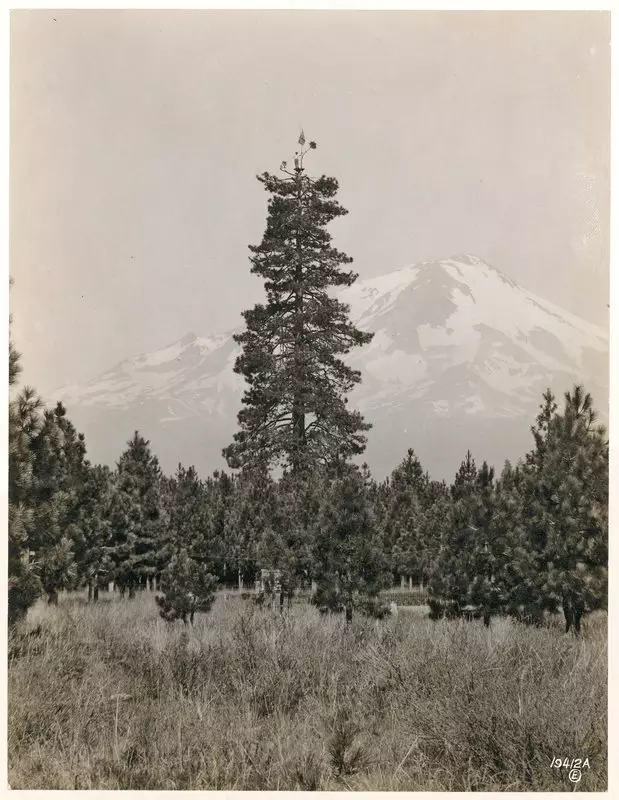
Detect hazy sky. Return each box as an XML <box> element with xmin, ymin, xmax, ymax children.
<box><xmin>10</xmin><ymin>10</ymin><xmax>610</xmax><ymax>395</ymax></box>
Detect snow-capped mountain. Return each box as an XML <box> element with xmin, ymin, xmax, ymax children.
<box><xmin>52</xmin><ymin>255</ymin><xmax>608</xmax><ymax>479</ymax></box>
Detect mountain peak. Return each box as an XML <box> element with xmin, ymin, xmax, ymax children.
<box><xmin>52</xmin><ymin>255</ymin><xmax>608</xmax><ymax>480</ymax></box>
<box><xmin>444</xmin><ymin>253</ymin><xmax>484</xmax><ymax>266</ymax></box>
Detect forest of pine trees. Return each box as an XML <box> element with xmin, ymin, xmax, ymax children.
<box><xmin>8</xmin><ymin>141</ymin><xmax>608</xmax><ymax>632</ymax></box>
<box><xmin>8</xmin><ymin>315</ymin><xmax>608</xmax><ymax>632</ymax></box>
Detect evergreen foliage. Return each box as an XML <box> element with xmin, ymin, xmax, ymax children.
<box><xmin>165</xmin><ymin>465</ymin><xmax>210</xmax><ymax>553</ymax></box>
<box><xmin>6</xmin><ymin>287</ymin><xmax>607</xmax><ymax>639</ymax></box>
<box><xmin>488</xmin><ymin>461</ymin><xmax>538</xmax><ymax>622</ymax></box>
<box><xmin>224</xmin><ymin>139</ymin><xmax>373</xmax><ymax>474</ymax></box>
<box><xmin>204</xmin><ymin>470</ymin><xmax>235</xmax><ymax>584</ymax></box>
<box><xmin>426</xmin><ymin>386</ymin><xmax>607</xmax><ymax>632</ymax></box>
<box><xmin>428</xmin><ymin>451</ymin><xmax>495</xmax><ymax>621</ymax></box>
<box><xmin>382</xmin><ymin>449</ymin><xmax>429</xmax><ymax>585</ymax></box>
<box><xmin>39</xmin><ymin>536</ymin><xmax>78</xmax><ymax>604</ymax></box>
<box><xmin>519</xmin><ymin>386</ymin><xmax>608</xmax><ymax>631</ymax></box>
<box><xmin>109</xmin><ymin>432</ymin><xmax>164</xmax><ymax>597</ymax></box>
<box><xmin>70</xmin><ymin>464</ymin><xmax>114</xmax><ymax>601</ymax></box>
<box><xmin>9</xmin><ymin>288</ymin><xmax>21</xmax><ymax>388</ymax></box>
<box><xmin>29</xmin><ymin>403</ymin><xmax>88</xmax><ymax>602</ymax></box>
<box><xmin>9</xmin><ymin>384</ymin><xmax>44</xmax><ymax>623</ymax></box>
<box><xmin>156</xmin><ymin>548</ymin><xmax>218</xmax><ymax>624</ymax></box>
<box><xmin>8</xmin><ymin>317</ymin><xmax>88</xmax><ymax>617</ymax></box>
<box><xmin>274</xmin><ymin>469</ymin><xmax>324</xmax><ymax>587</ymax></box>
<box><xmin>222</xmin><ymin>467</ymin><xmax>277</xmax><ymax>588</ymax></box>
<box><xmin>312</xmin><ymin>466</ymin><xmax>389</xmax><ymax>622</ymax></box>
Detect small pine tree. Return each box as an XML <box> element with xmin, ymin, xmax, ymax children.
<box><xmin>9</xmin><ymin>384</ymin><xmax>44</xmax><ymax>624</ymax></box>
<box><xmin>222</xmin><ymin>468</ymin><xmax>277</xmax><ymax>589</ymax></box>
<box><xmin>313</xmin><ymin>466</ymin><xmax>389</xmax><ymax>622</ymax></box>
<box><xmin>109</xmin><ymin>432</ymin><xmax>164</xmax><ymax>597</ymax></box>
<box><xmin>39</xmin><ymin>535</ymin><xmax>78</xmax><ymax>604</ymax></box>
<box><xmin>520</xmin><ymin>386</ymin><xmax>608</xmax><ymax>632</ymax></box>
<box><xmin>161</xmin><ymin>464</ymin><xmax>213</xmax><ymax>588</ymax></box>
<box><xmin>156</xmin><ymin>549</ymin><xmax>218</xmax><ymax>625</ymax></box>
<box><xmin>204</xmin><ymin>470</ymin><xmax>235</xmax><ymax>584</ymax></box>
<box><xmin>264</xmin><ymin>469</ymin><xmax>324</xmax><ymax>595</ymax></box>
<box><xmin>465</xmin><ymin>460</ymin><xmax>497</xmax><ymax>625</ymax></box>
<box><xmin>8</xmin><ymin>303</ymin><xmax>91</xmax><ymax>618</ymax></box>
<box><xmin>428</xmin><ymin>451</ymin><xmax>493</xmax><ymax>620</ymax></box>
<box><xmin>70</xmin><ymin>464</ymin><xmax>114</xmax><ymax>601</ymax></box>
<box><xmin>418</xmin><ymin>479</ymin><xmax>451</xmax><ymax>588</ymax></box>
<box><xmin>488</xmin><ymin>460</ymin><xmax>541</xmax><ymax>623</ymax></box>
<box><xmin>28</xmin><ymin>403</ymin><xmax>87</xmax><ymax>603</ymax></box>
<box><xmin>383</xmin><ymin>449</ymin><xmax>428</xmax><ymax>586</ymax></box>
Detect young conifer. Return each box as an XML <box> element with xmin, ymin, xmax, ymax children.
<box><xmin>109</xmin><ymin>432</ymin><xmax>164</xmax><ymax>597</ymax></box>
<box><xmin>312</xmin><ymin>465</ymin><xmax>389</xmax><ymax>622</ymax></box>
<box><xmin>521</xmin><ymin>385</ymin><xmax>608</xmax><ymax>632</ymax></box>
<box><xmin>156</xmin><ymin>548</ymin><xmax>218</xmax><ymax>625</ymax></box>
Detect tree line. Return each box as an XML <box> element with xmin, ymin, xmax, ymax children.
<box><xmin>9</xmin><ymin>362</ymin><xmax>608</xmax><ymax>633</ymax></box>
<box><xmin>8</xmin><ymin>136</ymin><xmax>608</xmax><ymax>632</ymax></box>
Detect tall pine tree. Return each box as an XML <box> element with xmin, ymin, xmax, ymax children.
<box><xmin>224</xmin><ymin>137</ymin><xmax>373</xmax><ymax>474</ymax></box>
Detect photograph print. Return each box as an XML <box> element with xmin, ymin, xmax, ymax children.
<box><xmin>7</xmin><ymin>9</ymin><xmax>610</xmax><ymax>792</ymax></box>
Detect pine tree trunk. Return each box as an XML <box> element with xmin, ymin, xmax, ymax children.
<box><xmin>563</xmin><ymin>592</ymin><xmax>574</xmax><ymax>633</ymax></box>
<box><xmin>408</xmin><ymin>576</ymin><xmax>413</xmax><ymax>591</ymax></box>
<box><xmin>573</xmin><ymin>611</ymin><xmax>582</xmax><ymax>634</ymax></box>
<box><xmin>48</xmin><ymin>590</ymin><xmax>59</xmax><ymax>606</ymax></box>
<box><xmin>238</xmin><ymin>570</ymin><xmax>243</xmax><ymax>591</ymax></box>
<box><xmin>88</xmin><ymin>583</ymin><xmax>93</xmax><ymax>602</ymax></box>
<box><xmin>291</xmin><ymin>174</ymin><xmax>306</xmax><ymax>474</ymax></box>
<box><xmin>93</xmin><ymin>584</ymin><xmax>99</xmax><ymax>603</ymax></box>
<box><xmin>400</xmin><ymin>575</ymin><xmax>406</xmax><ymax>590</ymax></box>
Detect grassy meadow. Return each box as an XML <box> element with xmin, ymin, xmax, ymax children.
<box><xmin>8</xmin><ymin>590</ymin><xmax>607</xmax><ymax>791</ymax></box>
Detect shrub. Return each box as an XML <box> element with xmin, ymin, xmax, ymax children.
<box><xmin>155</xmin><ymin>549</ymin><xmax>218</xmax><ymax>625</ymax></box>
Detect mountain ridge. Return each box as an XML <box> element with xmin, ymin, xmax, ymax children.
<box><xmin>51</xmin><ymin>254</ymin><xmax>608</xmax><ymax>479</ymax></box>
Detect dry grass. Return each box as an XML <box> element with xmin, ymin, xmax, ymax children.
<box><xmin>8</xmin><ymin>590</ymin><xmax>607</xmax><ymax>790</ymax></box>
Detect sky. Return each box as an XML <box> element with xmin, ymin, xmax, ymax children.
<box><xmin>9</xmin><ymin>10</ymin><xmax>610</xmax><ymax>395</ymax></box>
